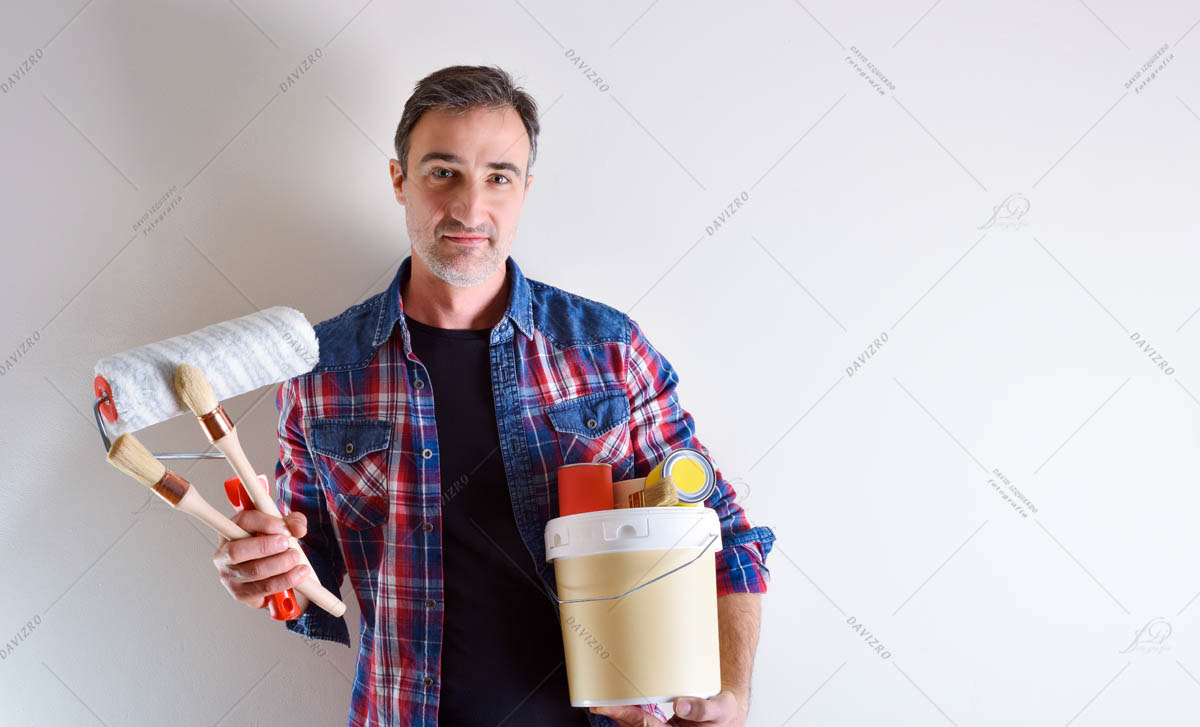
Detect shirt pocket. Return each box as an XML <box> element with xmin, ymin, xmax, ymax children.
<box><xmin>308</xmin><ymin>418</ymin><xmax>393</xmax><ymax>531</ymax></box>
<box><xmin>544</xmin><ymin>389</ymin><xmax>632</xmax><ymax>467</ymax></box>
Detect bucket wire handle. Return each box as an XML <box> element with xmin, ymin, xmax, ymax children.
<box><xmin>92</xmin><ymin>379</ymin><xmax>226</xmax><ymax>460</ymax></box>
<box><xmin>541</xmin><ymin>532</ymin><xmax>719</xmax><ymax>605</ymax></box>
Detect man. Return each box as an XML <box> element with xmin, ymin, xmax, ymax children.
<box><xmin>212</xmin><ymin>65</ymin><xmax>775</xmax><ymax>727</ymax></box>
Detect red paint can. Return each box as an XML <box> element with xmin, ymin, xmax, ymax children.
<box><xmin>556</xmin><ymin>462</ymin><xmax>614</xmax><ymax>517</ymax></box>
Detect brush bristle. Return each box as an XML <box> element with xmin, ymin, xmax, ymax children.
<box><xmin>106</xmin><ymin>433</ymin><xmax>166</xmax><ymax>487</ymax></box>
<box><xmin>174</xmin><ymin>363</ymin><xmax>218</xmax><ymax>415</ymax></box>
<box><xmin>629</xmin><ymin>476</ymin><xmax>679</xmax><ymax>507</ymax></box>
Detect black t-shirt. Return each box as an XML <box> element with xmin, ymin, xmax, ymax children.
<box><xmin>404</xmin><ymin>313</ymin><xmax>588</xmax><ymax>727</ymax></box>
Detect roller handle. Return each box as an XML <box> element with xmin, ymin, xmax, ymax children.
<box><xmin>224</xmin><ymin>475</ymin><xmax>302</xmax><ymax>622</ymax></box>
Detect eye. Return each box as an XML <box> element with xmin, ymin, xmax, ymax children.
<box><xmin>432</xmin><ymin>167</ymin><xmax>454</xmax><ymax>178</ymax></box>
<box><xmin>491</xmin><ymin>174</ymin><xmax>509</xmax><ymax>184</ymax></box>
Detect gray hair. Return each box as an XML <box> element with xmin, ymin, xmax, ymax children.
<box><xmin>393</xmin><ymin>64</ymin><xmax>540</xmax><ymax>179</ymax></box>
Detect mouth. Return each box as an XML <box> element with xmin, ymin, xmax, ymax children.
<box><xmin>442</xmin><ymin>233</ymin><xmax>488</xmax><ymax>245</ymax></box>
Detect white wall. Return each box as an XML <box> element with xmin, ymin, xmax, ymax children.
<box><xmin>2</xmin><ymin>0</ymin><xmax>1199</xmax><ymax>724</ymax></box>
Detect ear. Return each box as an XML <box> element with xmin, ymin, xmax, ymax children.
<box><xmin>524</xmin><ymin>172</ymin><xmax>534</xmax><ymax>197</ymax></box>
<box><xmin>390</xmin><ymin>159</ymin><xmax>406</xmax><ymax>205</ymax></box>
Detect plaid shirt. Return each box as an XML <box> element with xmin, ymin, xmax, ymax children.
<box><xmin>273</xmin><ymin>254</ymin><xmax>775</xmax><ymax>727</ymax></box>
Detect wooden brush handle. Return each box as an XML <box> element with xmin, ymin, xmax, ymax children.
<box><xmin>225</xmin><ymin>476</ymin><xmax>301</xmax><ymax>621</ymax></box>
<box><xmin>176</xmin><ymin>487</ymin><xmax>251</xmax><ymax>539</ymax></box>
<box><xmin>174</xmin><ymin>485</ymin><xmax>347</xmax><ymax>618</ymax></box>
<box><xmin>213</xmin><ymin>428</ymin><xmax>281</xmax><ymax>517</ymax></box>
<box><xmin>612</xmin><ymin>477</ymin><xmax>647</xmax><ymax>509</ymax></box>
<box><xmin>210</xmin><ymin>429</ymin><xmax>347</xmax><ymax>618</ymax></box>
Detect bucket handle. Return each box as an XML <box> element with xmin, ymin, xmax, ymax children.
<box><xmin>541</xmin><ymin>532</ymin><xmax>719</xmax><ymax>605</ymax></box>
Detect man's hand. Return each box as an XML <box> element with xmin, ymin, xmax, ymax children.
<box><xmin>589</xmin><ymin>689</ymin><xmax>747</xmax><ymax>726</ymax></box>
<box><xmin>212</xmin><ymin>510</ymin><xmax>310</xmax><ymax>610</ymax></box>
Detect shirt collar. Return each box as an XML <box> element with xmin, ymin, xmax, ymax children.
<box><xmin>371</xmin><ymin>254</ymin><xmax>534</xmax><ymax>348</ymax></box>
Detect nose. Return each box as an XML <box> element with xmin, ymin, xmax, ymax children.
<box><xmin>445</xmin><ymin>181</ymin><xmax>488</xmax><ymax>233</ymax></box>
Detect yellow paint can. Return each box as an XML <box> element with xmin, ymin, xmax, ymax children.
<box><xmin>645</xmin><ymin>448</ymin><xmax>715</xmax><ymax>506</ymax></box>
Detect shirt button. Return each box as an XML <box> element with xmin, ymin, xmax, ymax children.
<box><xmin>414</xmin><ymin>378</ymin><xmax>425</xmax><ymax>390</ymax></box>
<box><xmin>344</xmin><ymin>442</ymin><xmax>355</xmax><ymax>455</ymax></box>
<box><xmin>424</xmin><ymin>598</ymin><xmax>436</xmax><ymax>608</ymax></box>
<box><xmin>422</xmin><ymin>447</ymin><xmax>433</xmax><ymax>459</ymax></box>
<box><xmin>586</xmin><ymin>417</ymin><xmax>598</xmax><ymax>429</ymax></box>
<box><xmin>424</xmin><ymin>676</ymin><xmax>435</xmax><ymax>687</ymax></box>
<box><xmin>421</xmin><ymin>521</ymin><xmax>434</xmax><ymax>532</ymax></box>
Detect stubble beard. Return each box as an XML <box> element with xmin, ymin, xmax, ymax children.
<box><xmin>413</xmin><ymin>231</ymin><xmax>507</xmax><ymax>288</ymax></box>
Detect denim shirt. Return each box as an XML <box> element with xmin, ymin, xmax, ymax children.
<box><xmin>273</xmin><ymin>254</ymin><xmax>776</xmax><ymax>727</ymax></box>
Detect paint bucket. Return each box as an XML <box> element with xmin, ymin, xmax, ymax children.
<box><xmin>543</xmin><ymin>506</ymin><xmax>722</xmax><ymax>706</ymax></box>
<box><xmin>557</xmin><ymin>462</ymin><xmax>614</xmax><ymax>517</ymax></box>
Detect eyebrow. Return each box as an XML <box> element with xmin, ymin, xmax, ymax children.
<box><xmin>418</xmin><ymin>152</ymin><xmax>523</xmax><ymax>178</ymax></box>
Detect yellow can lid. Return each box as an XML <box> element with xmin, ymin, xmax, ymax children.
<box><xmin>661</xmin><ymin>448</ymin><xmax>715</xmax><ymax>503</ymax></box>
<box><xmin>671</xmin><ymin>458</ymin><xmax>708</xmax><ymax>495</ymax></box>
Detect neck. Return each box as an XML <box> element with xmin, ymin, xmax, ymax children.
<box><xmin>401</xmin><ymin>255</ymin><xmax>510</xmax><ymax>330</ymax></box>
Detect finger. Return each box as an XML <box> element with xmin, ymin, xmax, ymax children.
<box><xmin>590</xmin><ymin>705</ymin><xmax>667</xmax><ymax>726</ymax></box>
<box><xmin>233</xmin><ymin>509</ymin><xmax>289</xmax><ymax>536</ymax></box>
<box><xmin>222</xmin><ymin>582</ymin><xmax>266</xmax><ymax>610</ymax></box>
<box><xmin>285</xmin><ymin>511</ymin><xmax>307</xmax><ymax>539</ymax></box>
<box><xmin>230</xmin><ymin>564</ymin><xmax>310</xmax><ymax>602</ymax></box>
<box><xmin>225</xmin><ymin>533</ymin><xmax>292</xmax><ymax>565</ymax></box>
<box><xmin>226</xmin><ymin>548</ymin><xmax>303</xmax><ymax>584</ymax></box>
<box><xmin>672</xmin><ymin>691</ymin><xmax>735</xmax><ymax>723</ymax></box>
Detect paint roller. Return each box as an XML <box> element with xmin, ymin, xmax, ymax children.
<box><xmin>94</xmin><ymin>306</ymin><xmax>346</xmax><ymax>618</ymax></box>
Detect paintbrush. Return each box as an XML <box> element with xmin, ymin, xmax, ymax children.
<box><xmin>106</xmin><ymin>431</ymin><xmax>345</xmax><ymax>617</ymax></box>
<box><xmin>627</xmin><ymin>475</ymin><xmax>679</xmax><ymax>508</ymax></box>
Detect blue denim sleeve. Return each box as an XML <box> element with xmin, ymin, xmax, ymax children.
<box><xmin>625</xmin><ymin>318</ymin><xmax>775</xmax><ymax>596</ymax></box>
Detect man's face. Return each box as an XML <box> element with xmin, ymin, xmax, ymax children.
<box><xmin>391</xmin><ymin>105</ymin><xmax>534</xmax><ymax>288</ymax></box>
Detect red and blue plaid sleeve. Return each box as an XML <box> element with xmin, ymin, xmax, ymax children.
<box><xmin>625</xmin><ymin>318</ymin><xmax>775</xmax><ymax>596</ymax></box>
<box><xmin>273</xmin><ymin>377</ymin><xmax>352</xmax><ymax>647</ymax></box>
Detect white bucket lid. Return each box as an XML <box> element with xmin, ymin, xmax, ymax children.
<box><xmin>545</xmin><ymin>507</ymin><xmax>721</xmax><ymax>562</ymax></box>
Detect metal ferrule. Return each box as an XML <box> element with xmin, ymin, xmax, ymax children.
<box><xmin>198</xmin><ymin>405</ymin><xmax>233</xmax><ymax>443</ymax></box>
<box><xmin>152</xmin><ymin>470</ymin><xmax>190</xmax><ymax>506</ymax></box>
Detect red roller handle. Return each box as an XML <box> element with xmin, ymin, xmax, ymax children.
<box><xmin>224</xmin><ymin>475</ymin><xmax>302</xmax><ymax>621</ymax></box>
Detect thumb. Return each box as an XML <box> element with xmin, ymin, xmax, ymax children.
<box><xmin>673</xmin><ymin>690</ymin><xmax>736</xmax><ymax>722</ymax></box>
<box><xmin>286</xmin><ymin>512</ymin><xmax>307</xmax><ymax>538</ymax></box>
<box><xmin>673</xmin><ymin>697</ymin><xmax>702</xmax><ymax>719</ymax></box>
